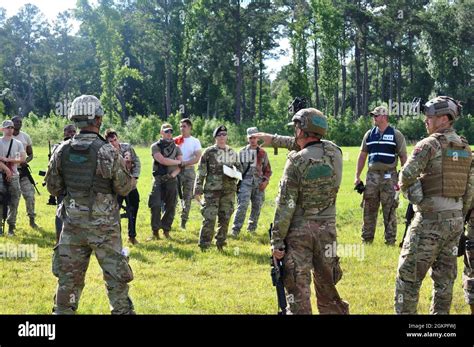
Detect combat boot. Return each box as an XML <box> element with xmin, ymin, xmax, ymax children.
<box><xmin>199</xmin><ymin>245</ymin><xmax>210</xmax><ymax>252</ymax></box>
<box><xmin>163</xmin><ymin>230</ymin><xmax>171</xmax><ymax>239</ymax></box>
<box><xmin>146</xmin><ymin>230</ymin><xmax>160</xmax><ymax>241</ymax></box>
<box><xmin>216</xmin><ymin>241</ymin><xmax>226</xmax><ymax>252</ymax></box>
<box><xmin>8</xmin><ymin>225</ymin><xmax>15</xmax><ymax>236</ymax></box>
<box><xmin>128</xmin><ymin>237</ymin><xmax>139</xmax><ymax>245</ymax></box>
<box><xmin>180</xmin><ymin>220</ymin><xmax>186</xmax><ymax>230</ymax></box>
<box><xmin>29</xmin><ymin>217</ymin><xmax>39</xmax><ymax>229</ymax></box>
<box><xmin>229</xmin><ymin>229</ymin><xmax>239</xmax><ymax>238</ymax></box>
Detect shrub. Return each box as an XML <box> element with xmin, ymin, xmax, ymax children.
<box><xmin>3</xmin><ymin>112</ymin><xmax>472</xmax><ymax>147</ymax></box>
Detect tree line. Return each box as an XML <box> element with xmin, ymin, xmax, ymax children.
<box><xmin>0</xmin><ymin>0</ymin><xmax>472</xmax><ymax>143</ymax></box>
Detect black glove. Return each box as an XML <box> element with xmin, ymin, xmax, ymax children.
<box><xmin>354</xmin><ymin>181</ymin><xmax>365</xmax><ymax>194</ymax></box>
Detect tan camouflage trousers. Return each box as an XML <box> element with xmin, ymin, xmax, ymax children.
<box><xmin>19</xmin><ymin>175</ymin><xmax>35</xmax><ymax>218</ymax></box>
<box><xmin>395</xmin><ymin>211</ymin><xmax>463</xmax><ymax>314</ymax></box>
<box><xmin>52</xmin><ymin>221</ymin><xmax>135</xmax><ymax>314</ymax></box>
<box><xmin>0</xmin><ymin>176</ymin><xmax>21</xmax><ymax>228</ymax></box>
<box><xmin>282</xmin><ymin>218</ymin><xmax>349</xmax><ymax>315</ymax></box>
<box><xmin>463</xmin><ymin>213</ymin><xmax>474</xmax><ymax>305</ymax></box>
<box><xmin>178</xmin><ymin>168</ymin><xmax>196</xmax><ymax>224</ymax></box>
<box><xmin>361</xmin><ymin>170</ymin><xmax>398</xmax><ymax>244</ymax></box>
<box><xmin>198</xmin><ymin>190</ymin><xmax>235</xmax><ymax>249</ymax></box>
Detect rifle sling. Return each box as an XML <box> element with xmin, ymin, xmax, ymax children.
<box><xmin>2</xmin><ymin>139</ymin><xmax>14</xmax><ymax>183</ymax></box>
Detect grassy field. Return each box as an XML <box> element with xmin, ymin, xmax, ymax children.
<box><xmin>0</xmin><ymin>144</ymin><xmax>470</xmax><ymax>314</ymax></box>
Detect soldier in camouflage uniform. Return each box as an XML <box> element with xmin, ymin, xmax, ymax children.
<box><xmin>194</xmin><ymin>125</ymin><xmax>242</xmax><ymax>251</ymax></box>
<box><xmin>53</xmin><ymin>124</ymin><xmax>77</xmax><ymax>243</ymax></box>
<box><xmin>355</xmin><ymin>106</ymin><xmax>407</xmax><ymax>245</ymax></box>
<box><xmin>148</xmin><ymin>123</ymin><xmax>182</xmax><ymax>240</ymax></box>
<box><xmin>265</xmin><ymin>109</ymin><xmax>349</xmax><ymax>315</ymax></box>
<box><xmin>45</xmin><ymin>95</ymin><xmax>136</xmax><ymax>314</ymax></box>
<box><xmin>254</xmin><ymin>123</ymin><xmax>346</xmax><ymax>314</ymax></box>
<box><xmin>0</xmin><ymin>119</ymin><xmax>26</xmax><ymax>236</ymax></box>
<box><xmin>230</xmin><ymin>127</ymin><xmax>272</xmax><ymax>237</ymax></box>
<box><xmin>12</xmin><ymin>116</ymin><xmax>39</xmax><ymax>229</ymax></box>
<box><xmin>395</xmin><ymin>96</ymin><xmax>472</xmax><ymax>314</ymax></box>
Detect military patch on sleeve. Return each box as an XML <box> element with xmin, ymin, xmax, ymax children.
<box><xmin>412</xmin><ymin>146</ymin><xmax>423</xmax><ymax>157</ymax></box>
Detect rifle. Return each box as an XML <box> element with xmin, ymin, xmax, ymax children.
<box><xmin>272</xmin><ymin>97</ymin><xmax>309</xmax><ymax>156</ymax></box>
<box><xmin>288</xmin><ymin>97</ymin><xmax>308</xmax><ymax>116</ymax></box>
<box><xmin>176</xmin><ymin>173</ymin><xmax>185</xmax><ymax>209</ymax></box>
<box><xmin>19</xmin><ymin>164</ymin><xmax>40</xmax><ymax>195</ymax></box>
<box><xmin>457</xmin><ymin>209</ymin><xmax>472</xmax><ymax>257</ymax></box>
<box><xmin>39</xmin><ymin>140</ymin><xmax>57</xmax><ymax>205</ymax></box>
<box><xmin>120</xmin><ymin>194</ymin><xmax>133</xmax><ymax>221</ymax></box>
<box><xmin>269</xmin><ymin>223</ymin><xmax>287</xmax><ymax>315</ymax></box>
<box><xmin>399</xmin><ymin>203</ymin><xmax>415</xmax><ymax>248</ymax></box>
<box><xmin>1</xmin><ymin>139</ymin><xmax>14</xmax><ymax>232</ymax></box>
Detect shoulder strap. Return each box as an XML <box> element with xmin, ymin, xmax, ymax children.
<box><xmin>430</xmin><ymin>133</ymin><xmax>447</xmax><ymax>148</ymax></box>
<box><xmin>6</xmin><ymin>139</ymin><xmax>13</xmax><ymax>158</ymax></box>
<box><xmin>241</xmin><ymin>154</ymin><xmax>252</xmax><ymax>179</ymax></box>
<box><xmin>460</xmin><ymin>136</ymin><xmax>470</xmax><ymax>148</ymax></box>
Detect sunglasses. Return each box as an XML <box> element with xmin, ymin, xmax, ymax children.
<box><xmin>163</xmin><ymin>129</ymin><xmax>173</xmax><ymax>134</ymax></box>
<box><xmin>216</xmin><ymin>132</ymin><xmax>227</xmax><ymax>137</ymax></box>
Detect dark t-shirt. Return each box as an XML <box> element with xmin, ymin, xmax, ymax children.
<box><xmin>151</xmin><ymin>139</ymin><xmax>182</xmax><ymax>174</ymax></box>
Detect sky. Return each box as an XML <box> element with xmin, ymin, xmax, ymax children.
<box><xmin>0</xmin><ymin>0</ymin><xmax>291</xmax><ymax>80</ymax></box>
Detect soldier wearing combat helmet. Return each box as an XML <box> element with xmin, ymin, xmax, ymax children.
<box><xmin>270</xmin><ymin>108</ymin><xmax>349</xmax><ymax>314</ymax></box>
<box><xmin>45</xmin><ymin>95</ymin><xmax>136</xmax><ymax>314</ymax></box>
<box><xmin>395</xmin><ymin>96</ymin><xmax>472</xmax><ymax>314</ymax></box>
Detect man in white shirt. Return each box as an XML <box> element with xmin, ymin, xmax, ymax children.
<box><xmin>12</xmin><ymin>116</ymin><xmax>39</xmax><ymax>229</ymax></box>
<box><xmin>0</xmin><ymin>119</ymin><xmax>26</xmax><ymax>235</ymax></box>
<box><xmin>174</xmin><ymin>118</ymin><xmax>202</xmax><ymax>229</ymax></box>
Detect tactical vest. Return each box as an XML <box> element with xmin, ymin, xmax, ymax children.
<box><xmin>366</xmin><ymin>126</ymin><xmax>397</xmax><ymax>165</ymax></box>
<box><xmin>61</xmin><ymin>137</ymin><xmax>113</xmax><ymax>199</ymax></box>
<box><xmin>420</xmin><ymin>133</ymin><xmax>472</xmax><ymax>198</ymax></box>
<box><xmin>152</xmin><ymin>139</ymin><xmax>179</xmax><ymax>176</ymax></box>
<box><xmin>295</xmin><ymin>141</ymin><xmax>339</xmax><ymax>214</ymax></box>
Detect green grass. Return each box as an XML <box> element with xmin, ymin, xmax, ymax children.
<box><xmin>0</xmin><ymin>145</ymin><xmax>470</xmax><ymax>314</ymax></box>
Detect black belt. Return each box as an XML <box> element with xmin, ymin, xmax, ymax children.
<box><xmin>152</xmin><ymin>171</ymin><xmax>167</xmax><ymax>177</ymax></box>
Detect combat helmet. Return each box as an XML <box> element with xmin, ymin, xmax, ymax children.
<box><xmin>288</xmin><ymin>108</ymin><xmax>328</xmax><ymax>137</ymax></box>
<box><xmin>423</xmin><ymin>96</ymin><xmax>462</xmax><ymax>121</ymax></box>
<box><xmin>68</xmin><ymin>95</ymin><xmax>104</xmax><ymax>128</ymax></box>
